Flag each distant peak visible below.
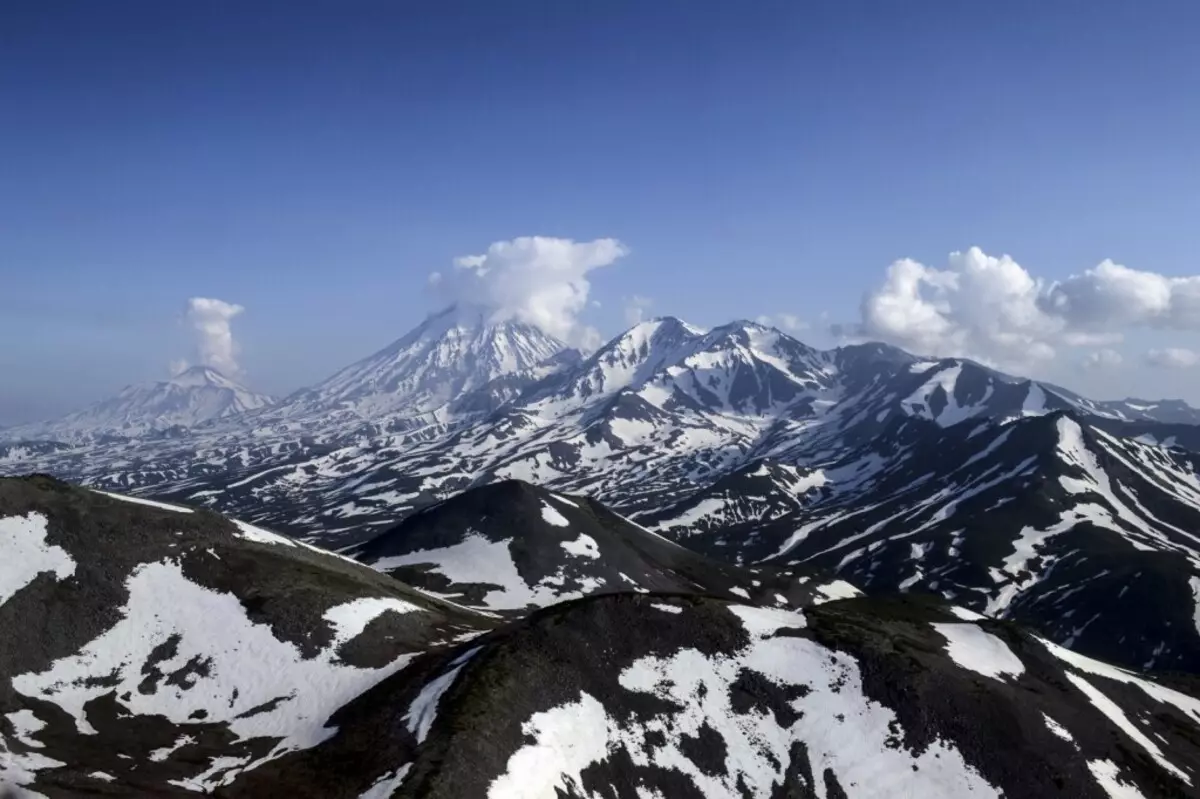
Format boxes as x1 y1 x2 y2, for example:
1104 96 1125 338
168 365 242 390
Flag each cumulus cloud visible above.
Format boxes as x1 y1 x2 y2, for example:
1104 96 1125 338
1146 348 1199 369
428 236 628 347
183 297 245 375
1080 349 1123 370
849 247 1200 369
756 313 808 333
624 295 654 326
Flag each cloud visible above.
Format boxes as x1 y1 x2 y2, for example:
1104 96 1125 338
850 247 1200 369
1080 349 1123 370
428 236 628 347
184 297 245 375
1146 348 1199 369
756 313 808 333
624 295 653 326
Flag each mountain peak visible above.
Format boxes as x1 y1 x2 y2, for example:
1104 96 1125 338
269 304 567 422
168 364 242 390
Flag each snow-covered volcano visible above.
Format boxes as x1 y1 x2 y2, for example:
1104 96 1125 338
264 304 568 427
0 365 274 443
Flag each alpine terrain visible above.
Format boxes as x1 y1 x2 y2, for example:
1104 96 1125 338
5 306 1200 677
5 475 1200 798
0 366 274 444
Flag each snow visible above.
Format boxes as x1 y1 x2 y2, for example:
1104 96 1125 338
1062 671 1188 784
490 603 1001 798
948 606 987 621
93 490 194 513
10 559 421 789
404 647 482 743
559 533 600 560
813 580 862 603
1088 760 1149 799
359 764 412 798
1022 382 1047 414
540 502 571 527
932 623 1025 681
6 709 46 749
487 693 613 799
0 513 76 606
551 493 580 508
323 596 421 647
1042 713 1076 746
650 603 682 614
729 586 750 599
372 533 599 610
900 365 990 428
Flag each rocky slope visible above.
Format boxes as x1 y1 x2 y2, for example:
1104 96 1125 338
351 479 859 614
0 475 489 797
7 475 1200 798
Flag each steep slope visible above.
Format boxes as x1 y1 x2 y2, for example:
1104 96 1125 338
0 475 490 797
265 303 566 430
0 366 274 443
236 593 1200 798
352 479 859 614
667 410 1200 673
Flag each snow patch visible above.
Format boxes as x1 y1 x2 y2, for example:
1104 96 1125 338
404 647 482 743
560 533 600 560
933 623 1025 681
94 490 194 513
0 513 76 606
10 560 420 789
540 502 571 527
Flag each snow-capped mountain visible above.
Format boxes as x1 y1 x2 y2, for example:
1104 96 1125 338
263 303 567 431
0 365 274 443
352 479 859 614
0 475 490 796
7 476 1200 798
7 311 1200 677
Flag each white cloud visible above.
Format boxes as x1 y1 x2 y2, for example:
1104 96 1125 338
851 247 1200 369
1146 348 1200 369
428 236 628 347
756 313 808 333
184 297 245 376
1080 349 1123 370
624 295 653 326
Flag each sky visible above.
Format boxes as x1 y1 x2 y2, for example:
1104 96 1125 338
2 0 1199 424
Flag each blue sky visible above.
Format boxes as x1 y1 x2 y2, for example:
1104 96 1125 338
2 1 1199 423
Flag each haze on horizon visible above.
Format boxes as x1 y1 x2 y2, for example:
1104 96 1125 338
2 1 1198 425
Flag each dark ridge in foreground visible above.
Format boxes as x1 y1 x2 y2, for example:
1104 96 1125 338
6 475 1200 797
231 593 1200 798
0 475 491 797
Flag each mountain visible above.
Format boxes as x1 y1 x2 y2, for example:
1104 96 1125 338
369 594 1200 799
262 304 567 432
0 365 274 443
0 475 491 796
7 313 1200 676
7 476 1200 798
351 479 860 614
1096 397 1200 425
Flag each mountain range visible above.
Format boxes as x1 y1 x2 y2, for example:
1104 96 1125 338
5 304 1200 683
6 475 1200 798
0 365 274 444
